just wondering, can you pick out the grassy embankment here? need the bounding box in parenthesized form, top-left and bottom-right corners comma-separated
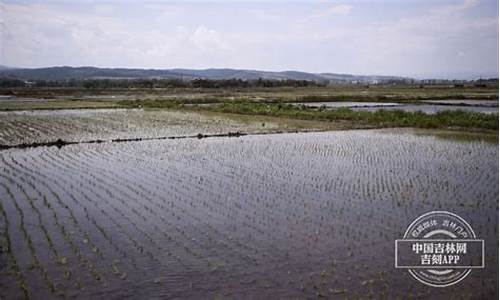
(118, 99, 498, 132)
(1, 84, 498, 104)
(1, 85, 497, 131)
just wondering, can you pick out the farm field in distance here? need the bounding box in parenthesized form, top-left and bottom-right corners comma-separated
(1, 84, 498, 132)
(0, 84, 498, 298)
(2, 84, 499, 106)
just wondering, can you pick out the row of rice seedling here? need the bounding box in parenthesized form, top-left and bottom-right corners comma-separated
(43, 145, 229, 274)
(0, 128, 497, 298)
(118, 131, 496, 297)
(0, 109, 281, 147)
(71, 146, 257, 269)
(34, 150, 140, 269)
(73, 158, 214, 269)
(0, 197, 30, 299)
(0, 178, 62, 297)
(89, 138, 386, 274)
(1, 154, 109, 292)
(107, 132, 494, 274)
(0, 171, 81, 290)
(98, 143, 302, 264)
(5, 150, 143, 287)
(37, 149, 170, 270)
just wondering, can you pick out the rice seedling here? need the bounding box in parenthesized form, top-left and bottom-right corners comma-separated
(0, 116, 496, 298)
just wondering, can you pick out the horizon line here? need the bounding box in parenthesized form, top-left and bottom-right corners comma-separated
(1, 64, 498, 81)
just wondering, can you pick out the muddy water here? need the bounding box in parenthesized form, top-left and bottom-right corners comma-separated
(290, 100, 499, 114)
(353, 104, 498, 114)
(0, 129, 497, 299)
(291, 101, 401, 108)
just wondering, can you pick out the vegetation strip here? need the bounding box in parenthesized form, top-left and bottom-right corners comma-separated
(193, 102, 498, 131)
(114, 99, 498, 131)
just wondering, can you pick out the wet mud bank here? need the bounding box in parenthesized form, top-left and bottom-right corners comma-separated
(0, 132, 248, 150)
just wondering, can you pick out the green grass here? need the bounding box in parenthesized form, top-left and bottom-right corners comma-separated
(3, 84, 497, 100)
(0, 100, 120, 111)
(1, 85, 497, 132)
(117, 99, 182, 108)
(117, 96, 235, 106)
(175, 102, 498, 131)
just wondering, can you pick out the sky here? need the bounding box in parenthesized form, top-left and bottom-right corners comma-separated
(0, 0, 498, 79)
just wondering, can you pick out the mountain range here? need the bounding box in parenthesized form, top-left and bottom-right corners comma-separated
(0, 66, 406, 82)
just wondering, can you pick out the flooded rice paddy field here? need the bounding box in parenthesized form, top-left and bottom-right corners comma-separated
(421, 100, 499, 107)
(292, 100, 499, 114)
(352, 104, 498, 114)
(0, 127, 497, 299)
(0, 96, 55, 103)
(0, 109, 287, 146)
(292, 102, 401, 108)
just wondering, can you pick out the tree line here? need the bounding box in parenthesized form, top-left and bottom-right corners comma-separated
(0, 78, 325, 89)
(1, 77, 497, 89)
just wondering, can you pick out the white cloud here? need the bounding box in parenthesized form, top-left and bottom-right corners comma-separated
(324, 4, 352, 15)
(0, 0, 497, 78)
(1, 3, 233, 68)
(308, 4, 353, 19)
(431, 0, 479, 16)
(190, 26, 230, 52)
(93, 4, 114, 15)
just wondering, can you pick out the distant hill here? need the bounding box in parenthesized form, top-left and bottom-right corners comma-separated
(0, 66, 406, 82)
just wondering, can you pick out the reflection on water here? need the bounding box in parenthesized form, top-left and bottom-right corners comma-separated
(0, 129, 497, 298)
(407, 128, 498, 144)
(422, 99, 498, 107)
(291, 102, 401, 108)
(290, 101, 499, 114)
(353, 104, 498, 114)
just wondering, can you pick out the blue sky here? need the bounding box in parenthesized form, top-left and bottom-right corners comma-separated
(1, 0, 498, 79)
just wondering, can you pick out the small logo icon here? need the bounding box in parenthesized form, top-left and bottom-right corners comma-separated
(395, 211, 484, 287)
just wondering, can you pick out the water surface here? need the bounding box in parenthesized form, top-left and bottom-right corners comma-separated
(0, 129, 496, 298)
